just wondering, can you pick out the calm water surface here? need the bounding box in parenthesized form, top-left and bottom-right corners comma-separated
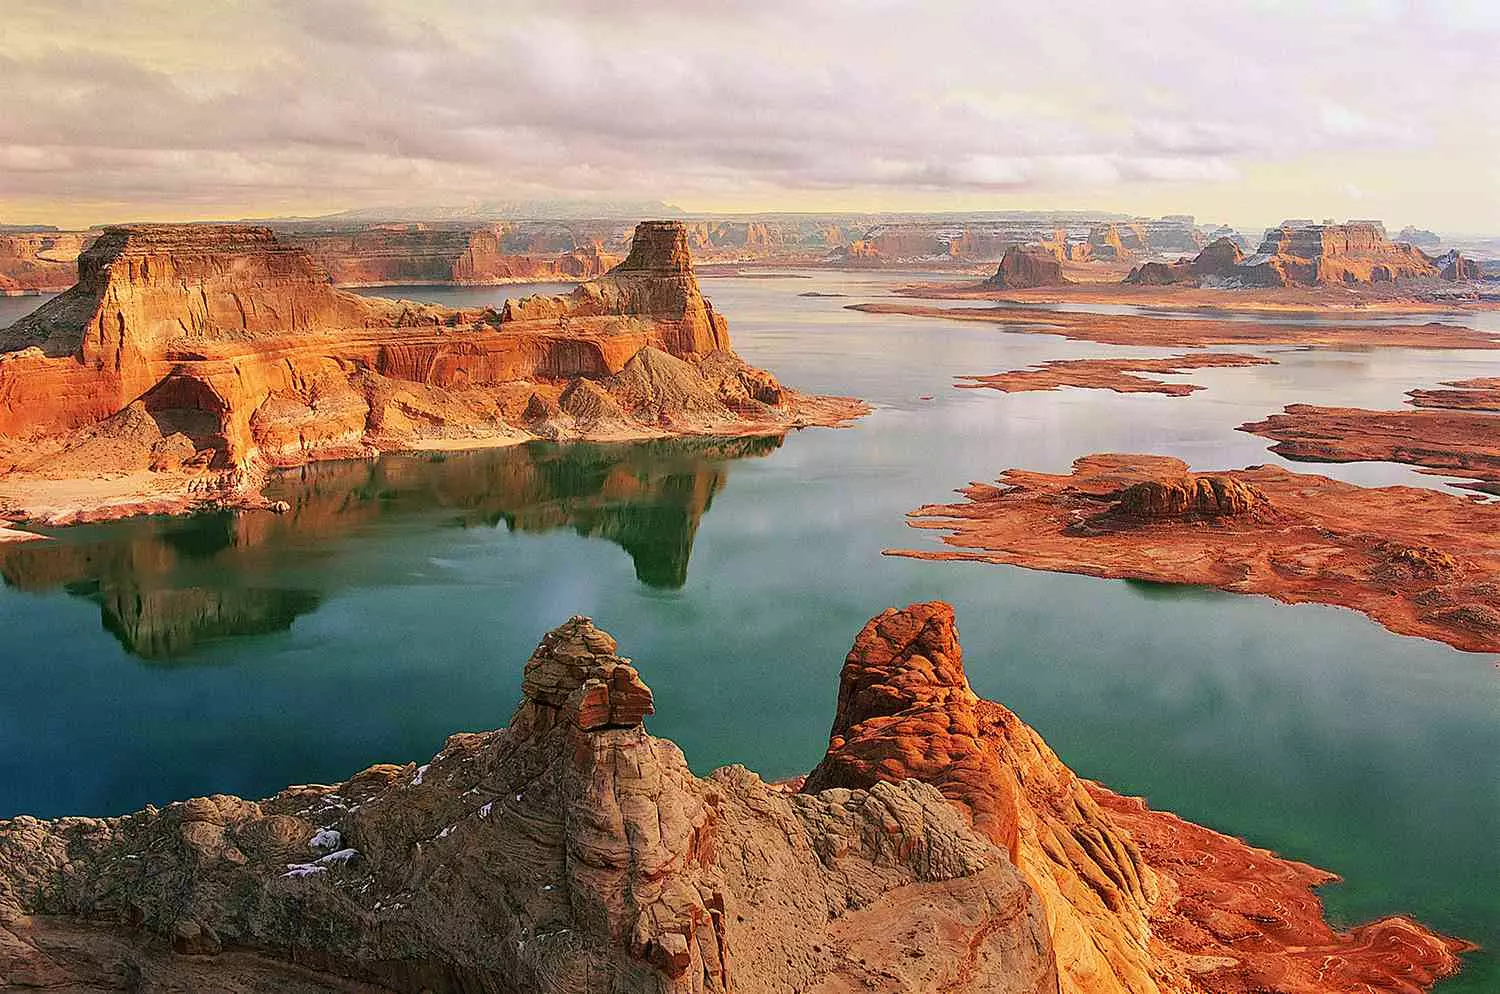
(1, 273, 1495, 990)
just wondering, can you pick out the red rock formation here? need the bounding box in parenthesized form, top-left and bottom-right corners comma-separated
(1124, 238, 1245, 287)
(285, 224, 622, 286)
(0, 614, 1059, 994)
(1435, 250, 1480, 281)
(0, 222, 866, 526)
(986, 244, 1071, 289)
(1242, 394, 1500, 494)
(808, 602, 1470, 994)
(889, 453, 1500, 653)
(1237, 221, 1439, 287)
(0, 230, 97, 292)
(957, 354, 1274, 397)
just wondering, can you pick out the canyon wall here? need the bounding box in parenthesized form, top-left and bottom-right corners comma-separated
(0, 230, 97, 293)
(1236, 220, 1440, 286)
(0, 221, 865, 524)
(0, 604, 1465, 993)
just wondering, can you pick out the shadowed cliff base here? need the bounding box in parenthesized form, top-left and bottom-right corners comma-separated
(0, 436, 778, 658)
(0, 221, 865, 531)
(886, 453, 1500, 654)
(0, 604, 1466, 993)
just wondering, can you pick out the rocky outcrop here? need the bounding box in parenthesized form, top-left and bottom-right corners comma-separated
(891, 453, 1500, 653)
(956, 354, 1275, 397)
(804, 603, 1468, 994)
(1235, 221, 1439, 287)
(1434, 249, 1480, 281)
(0, 605, 1470, 992)
(0, 230, 97, 293)
(1115, 474, 1265, 518)
(0, 613, 1059, 994)
(985, 245, 1070, 289)
(0, 221, 866, 526)
(1124, 237, 1245, 287)
(284, 224, 621, 286)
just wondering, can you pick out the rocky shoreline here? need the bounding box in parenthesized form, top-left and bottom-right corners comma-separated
(888, 454, 1500, 654)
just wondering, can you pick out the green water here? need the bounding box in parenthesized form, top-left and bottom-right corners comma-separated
(0, 273, 1495, 990)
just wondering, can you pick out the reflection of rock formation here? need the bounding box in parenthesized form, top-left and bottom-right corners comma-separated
(0, 606, 1464, 993)
(273, 436, 782, 589)
(0, 519, 320, 661)
(0, 436, 777, 659)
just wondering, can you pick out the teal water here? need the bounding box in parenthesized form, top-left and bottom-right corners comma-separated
(1, 272, 1496, 990)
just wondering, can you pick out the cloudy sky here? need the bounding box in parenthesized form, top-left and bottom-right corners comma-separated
(2, 0, 1496, 231)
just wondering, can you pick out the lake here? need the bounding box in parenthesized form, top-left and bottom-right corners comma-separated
(1, 272, 1495, 991)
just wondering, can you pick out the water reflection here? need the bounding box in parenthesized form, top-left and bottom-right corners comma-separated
(0, 435, 782, 659)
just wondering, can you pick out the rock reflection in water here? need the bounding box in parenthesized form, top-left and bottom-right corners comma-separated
(0, 435, 782, 659)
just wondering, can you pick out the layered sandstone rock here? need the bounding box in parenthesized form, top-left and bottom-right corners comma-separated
(891, 454, 1500, 653)
(0, 230, 97, 293)
(806, 603, 1468, 994)
(0, 615, 1059, 994)
(1235, 221, 1440, 286)
(1115, 473, 1265, 518)
(1124, 237, 1245, 287)
(986, 244, 1070, 289)
(1435, 250, 1480, 281)
(0, 221, 865, 526)
(0, 605, 1468, 993)
(284, 223, 621, 286)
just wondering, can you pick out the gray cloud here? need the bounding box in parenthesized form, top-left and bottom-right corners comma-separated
(1, 0, 1495, 224)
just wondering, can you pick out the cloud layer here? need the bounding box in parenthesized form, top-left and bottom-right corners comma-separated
(2, 0, 1496, 229)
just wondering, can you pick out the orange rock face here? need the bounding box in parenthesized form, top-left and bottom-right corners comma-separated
(957, 354, 1274, 397)
(807, 602, 1470, 994)
(888, 454, 1500, 653)
(1237, 221, 1439, 287)
(986, 244, 1071, 289)
(0, 230, 97, 292)
(1241, 381, 1500, 494)
(285, 223, 621, 286)
(0, 221, 866, 525)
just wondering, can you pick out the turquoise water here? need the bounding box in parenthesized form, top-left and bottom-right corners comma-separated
(1, 273, 1496, 990)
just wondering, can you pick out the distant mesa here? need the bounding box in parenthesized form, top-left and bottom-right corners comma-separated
(0, 602, 1467, 992)
(984, 244, 1070, 289)
(0, 220, 865, 527)
(1124, 220, 1467, 288)
(1396, 225, 1443, 249)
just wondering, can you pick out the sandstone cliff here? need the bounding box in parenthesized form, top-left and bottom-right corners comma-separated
(985, 245, 1070, 289)
(803, 603, 1467, 994)
(0, 230, 97, 293)
(1235, 221, 1439, 287)
(0, 222, 865, 526)
(284, 224, 621, 287)
(0, 605, 1464, 993)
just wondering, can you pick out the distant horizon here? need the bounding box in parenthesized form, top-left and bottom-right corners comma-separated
(0, 203, 1490, 244)
(5, 2, 1497, 236)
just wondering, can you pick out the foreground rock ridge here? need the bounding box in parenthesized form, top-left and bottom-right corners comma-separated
(0, 607, 1465, 993)
(0, 221, 865, 530)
